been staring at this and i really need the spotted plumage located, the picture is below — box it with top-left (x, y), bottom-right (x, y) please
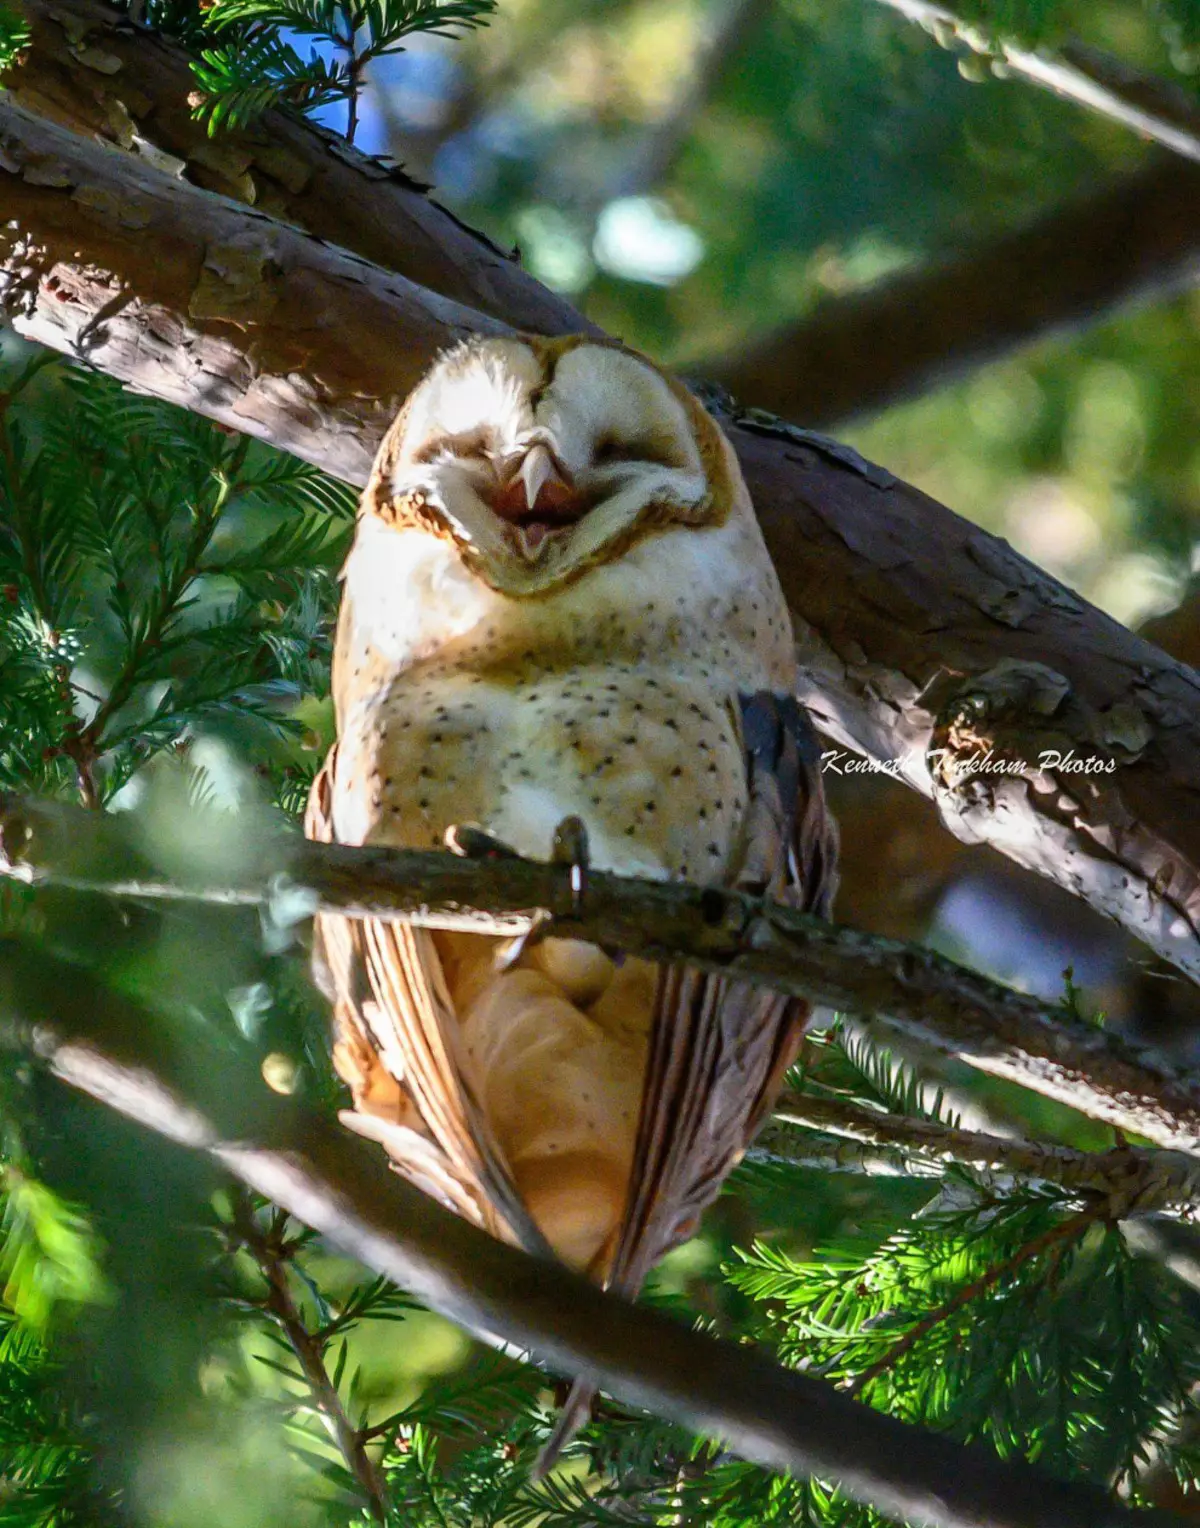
top-left (306, 335), bottom-right (838, 1462)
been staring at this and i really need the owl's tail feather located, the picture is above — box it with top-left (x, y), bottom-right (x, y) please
top-left (532, 1380), bottom-right (596, 1480)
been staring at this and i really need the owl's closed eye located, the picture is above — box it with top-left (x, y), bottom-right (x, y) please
top-left (364, 336), bottom-right (727, 595)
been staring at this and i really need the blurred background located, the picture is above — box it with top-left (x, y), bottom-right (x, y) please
top-left (9, 0), bottom-right (1200, 1521)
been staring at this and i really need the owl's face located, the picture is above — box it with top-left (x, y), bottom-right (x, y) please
top-left (362, 336), bottom-right (740, 595)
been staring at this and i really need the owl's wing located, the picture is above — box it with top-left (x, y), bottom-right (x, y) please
top-left (612, 690), bottom-right (836, 1291)
top-left (306, 752), bottom-right (555, 1258)
top-left (537, 693), bottom-right (837, 1471)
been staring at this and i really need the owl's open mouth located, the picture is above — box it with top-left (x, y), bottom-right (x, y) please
top-left (485, 445), bottom-right (590, 562)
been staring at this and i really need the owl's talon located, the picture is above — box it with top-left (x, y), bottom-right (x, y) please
top-left (551, 815), bottom-right (590, 916)
top-left (495, 908), bottom-right (553, 971)
top-left (444, 823), bottom-right (521, 860)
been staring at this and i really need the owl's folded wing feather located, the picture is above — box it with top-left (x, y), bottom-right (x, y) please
top-left (306, 752), bottom-right (555, 1258)
top-left (536, 692), bottom-right (838, 1471)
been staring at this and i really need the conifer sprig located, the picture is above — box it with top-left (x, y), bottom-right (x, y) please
top-left (191, 0), bottom-right (496, 142)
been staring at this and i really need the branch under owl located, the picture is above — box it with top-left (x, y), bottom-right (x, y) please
top-left (5, 790), bottom-right (1200, 1160)
top-left (0, 936), bottom-right (1180, 1528)
top-left (0, 90), bottom-right (1198, 987)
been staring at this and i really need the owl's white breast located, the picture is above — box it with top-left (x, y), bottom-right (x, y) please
top-left (340, 515), bottom-right (496, 665)
top-left (333, 505), bottom-right (796, 874)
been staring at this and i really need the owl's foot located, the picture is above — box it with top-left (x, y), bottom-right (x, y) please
top-left (443, 822), bottom-right (521, 860)
top-left (551, 814), bottom-right (590, 916)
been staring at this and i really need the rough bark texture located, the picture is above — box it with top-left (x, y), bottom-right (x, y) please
top-left (0, 95), bottom-right (508, 481)
top-left (0, 87), bottom-right (1199, 988)
top-left (7, 791), bottom-right (1200, 1157)
top-left (732, 418), bottom-right (1200, 984)
top-left (8, 0), bottom-right (592, 336)
top-left (0, 939), bottom-right (1182, 1528)
top-left (707, 156), bottom-right (1200, 426)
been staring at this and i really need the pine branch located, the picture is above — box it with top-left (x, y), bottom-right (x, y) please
top-left (762, 1093), bottom-right (1200, 1217)
top-left (845, 1204), bottom-right (1103, 1401)
top-left (188, 0), bottom-right (496, 141)
top-left (231, 1193), bottom-right (391, 1521)
top-left (871, 0), bottom-right (1200, 165)
top-left (0, 936), bottom-right (1182, 1528)
top-left (6, 790), bottom-right (1200, 1160)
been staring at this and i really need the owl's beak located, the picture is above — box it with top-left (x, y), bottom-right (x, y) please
top-left (520, 444), bottom-right (570, 514)
top-left (489, 444), bottom-right (582, 561)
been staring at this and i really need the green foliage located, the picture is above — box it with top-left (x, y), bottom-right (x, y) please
top-left (0, 3), bottom-right (30, 71)
top-left (729, 1183), bottom-right (1200, 1518)
top-left (190, 0), bottom-right (495, 139)
top-left (794, 1020), bottom-right (960, 1128)
top-left (0, 346), bottom-right (352, 810)
top-left (0, 1171), bottom-right (109, 1332)
top-left (0, 1310), bottom-right (118, 1527)
top-left (946, 0), bottom-right (1200, 50)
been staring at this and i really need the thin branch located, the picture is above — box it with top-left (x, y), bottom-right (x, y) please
top-left (763, 1092), bottom-right (1200, 1217)
top-left (0, 937), bottom-right (1180, 1528)
top-left (7, 791), bottom-right (1200, 1160)
top-left (871, 0), bottom-right (1200, 165)
top-left (2, 95), bottom-right (1200, 989)
top-left (232, 1195), bottom-right (390, 1521)
top-left (703, 155), bottom-right (1200, 425)
top-left (845, 1205), bottom-right (1102, 1399)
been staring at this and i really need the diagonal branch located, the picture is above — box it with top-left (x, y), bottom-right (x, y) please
top-left (1, 91), bottom-right (1199, 989)
top-left (9, 0), bottom-right (591, 337)
top-left (6, 790), bottom-right (1200, 1159)
top-left (703, 155), bottom-right (1200, 426)
top-left (232, 1195), bottom-right (391, 1521)
top-left (0, 936), bottom-right (1183, 1528)
top-left (764, 1092), bottom-right (1200, 1217)
top-left (844, 1205), bottom-right (1102, 1400)
top-left (870, 0), bottom-right (1200, 166)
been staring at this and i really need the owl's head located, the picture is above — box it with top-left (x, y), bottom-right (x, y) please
top-left (362, 336), bottom-right (742, 595)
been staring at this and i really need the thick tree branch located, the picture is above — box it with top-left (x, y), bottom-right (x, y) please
top-left (0, 96), bottom-right (1199, 989)
top-left (10, 0), bottom-right (591, 337)
top-left (0, 95), bottom-right (509, 482)
top-left (7, 792), bottom-right (1200, 1160)
top-left (704, 156), bottom-right (1200, 425)
top-left (763, 1092), bottom-right (1200, 1217)
top-left (871, 0), bottom-right (1200, 166)
top-left (0, 937), bottom-right (1181, 1528)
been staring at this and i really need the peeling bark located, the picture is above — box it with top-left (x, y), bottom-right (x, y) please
top-left (0, 96), bottom-right (506, 481)
top-left (9, 0), bottom-right (591, 336)
top-left (0, 96), bottom-right (1198, 987)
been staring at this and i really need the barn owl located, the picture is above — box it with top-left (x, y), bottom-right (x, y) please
top-left (306, 335), bottom-right (837, 1459)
